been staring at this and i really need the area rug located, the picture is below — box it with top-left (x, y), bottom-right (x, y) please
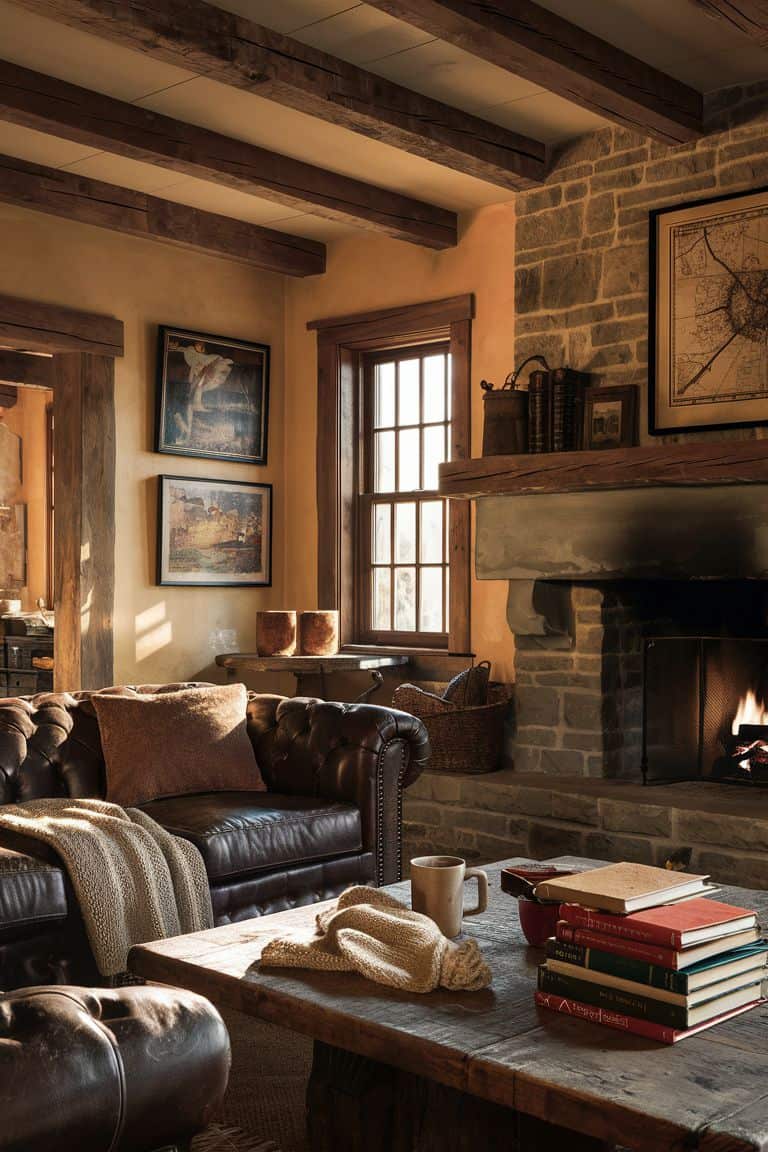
top-left (212, 1008), bottom-right (312, 1152)
top-left (192, 1123), bottom-right (280, 1152)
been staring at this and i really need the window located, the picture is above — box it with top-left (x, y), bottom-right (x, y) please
top-left (312, 294), bottom-right (473, 654)
top-left (359, 343), bottom-right (451, 645)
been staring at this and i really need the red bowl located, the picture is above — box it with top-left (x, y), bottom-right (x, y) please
top-left (517, 897), bottom-right (561, 946)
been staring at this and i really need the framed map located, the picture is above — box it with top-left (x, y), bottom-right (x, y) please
top-left (650, 187), bottom-right (768, 434)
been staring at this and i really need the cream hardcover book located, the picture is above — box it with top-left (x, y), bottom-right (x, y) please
top-left (534, 862), bottom-right (711, 914)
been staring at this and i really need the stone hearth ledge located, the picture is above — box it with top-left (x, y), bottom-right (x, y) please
top-left (403, 771), bottom-right (768, 889)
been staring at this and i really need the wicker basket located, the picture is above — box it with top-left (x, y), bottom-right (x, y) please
top-left (393, 681), bottom-right (511, 775)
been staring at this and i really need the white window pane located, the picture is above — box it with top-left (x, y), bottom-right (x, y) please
top-left (398, 359), bottom-right (420, 426)
top-left (422, 425), bottom-right (446, 490)
top-left (423, 354), bottom-right (446, 423)
top-left (445, 566), bottom-right (450, 625)
top-left (420, 567), bottom-right (443, 632)
top-left (420, 500), bottom-right (443, 563)
top-left (398, 428), bottom-right (420, 491)
top-left (374, 430), bottom-right (395, 493)
top-left (394, 567), bottom-right (416, 631)
top-left (446, 353), bottom-right (452, 420)
top-left (375, 362), bottom-right (395, 428)
top-left (373, 568), bottom-right (391, 630)
top-left (395, 502), bottom-right (416, 563)
top-left (373, 503), bottom-right (391, 564)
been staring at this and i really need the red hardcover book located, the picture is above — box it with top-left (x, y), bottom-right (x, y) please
top-left (555, 921), bottom-right (761, 970)
top-left (534, 990), bottom-right (764, 1044)
top-left (558, 899), bottom-right (756, 949)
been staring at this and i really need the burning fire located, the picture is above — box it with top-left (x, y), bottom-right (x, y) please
top-left (731, 690), bottom-right (768, 735)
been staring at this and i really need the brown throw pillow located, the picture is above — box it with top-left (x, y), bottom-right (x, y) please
top-left (93, 683), bottom-right (265, 807)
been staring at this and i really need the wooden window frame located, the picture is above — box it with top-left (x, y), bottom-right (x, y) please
top-left (311, 295), bottom-right (472, 655)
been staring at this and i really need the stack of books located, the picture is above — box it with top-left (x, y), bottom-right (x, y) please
top-left (527, 367), bottom-right (589, 453)
top-left (533, 862), bottom-right (767, 1043)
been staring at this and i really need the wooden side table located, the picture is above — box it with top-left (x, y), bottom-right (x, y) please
top-left (215, 653), bottom-right (410, 702)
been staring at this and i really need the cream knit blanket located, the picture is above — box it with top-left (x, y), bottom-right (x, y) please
top-left (0, 798), bottom-right (213, 977)
top-left (260, 885), bottom-right (492, 993)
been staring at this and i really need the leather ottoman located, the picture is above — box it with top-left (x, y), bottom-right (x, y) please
top-left (0, 984), bottom-right (231, 1151)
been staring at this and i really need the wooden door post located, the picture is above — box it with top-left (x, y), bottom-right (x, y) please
top-left (53, 352), bottom-right (116, 690)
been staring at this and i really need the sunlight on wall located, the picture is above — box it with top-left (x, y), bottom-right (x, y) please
top-left (135, 601), bottom-right (173, 663)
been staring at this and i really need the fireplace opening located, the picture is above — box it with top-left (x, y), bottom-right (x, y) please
top-left (642, 636), bottom-right (768, 786)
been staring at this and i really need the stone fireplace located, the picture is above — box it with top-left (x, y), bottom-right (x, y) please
top-left (404, 477), bottom-right (768, 888)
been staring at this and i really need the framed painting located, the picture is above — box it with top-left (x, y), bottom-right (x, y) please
top-left (157, 475), bottom-right (272, 587)
top-left (156, 326), bottom-right (269, 464)
top-left (650, 186), bottom-right (768, 434)
top-left (583, 385), bottom-right (638, 450)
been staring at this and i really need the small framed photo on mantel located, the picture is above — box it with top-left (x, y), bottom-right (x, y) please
top-left (583, 385), bottom-right (639, 451)
top-left (156, 326), bottom-right (269, 464)
top-left (157, 475), bottom-right (272, 587)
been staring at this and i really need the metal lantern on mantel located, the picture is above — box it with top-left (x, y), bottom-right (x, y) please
top-left (480, 355), bottom-right (550, 456)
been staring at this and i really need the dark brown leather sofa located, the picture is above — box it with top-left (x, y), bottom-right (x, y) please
top-left (0, 982), bottom-right (230, 1151)
top-left (0, 685), bottom-right (429, 988)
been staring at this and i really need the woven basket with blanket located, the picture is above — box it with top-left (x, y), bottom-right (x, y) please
top-left (393, 662), bottom-right (511, 775)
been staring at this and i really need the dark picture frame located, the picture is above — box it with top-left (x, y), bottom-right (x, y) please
top-left (156, 325), bottom-right (269, 464)
top-left (583, 384), bottom-right (638, 451)
top-left (157, 474), bottom-right (272, 587)
top-left (650, 185), bottom-right (768, 435)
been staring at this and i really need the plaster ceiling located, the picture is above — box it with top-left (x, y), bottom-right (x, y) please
top-left (0, 0), bottom-right (765, 247)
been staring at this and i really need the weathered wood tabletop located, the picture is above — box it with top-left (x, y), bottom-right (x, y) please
top-left (130, 856), bottom-right (768, 1152)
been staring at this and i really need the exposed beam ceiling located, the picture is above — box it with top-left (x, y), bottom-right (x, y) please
top-left (8, 0), bottom-right (547, 190)
top-left (0, 348), bottom-right (53, 387)
top-left (0, 62), bottom-right (457, 250)
top-left (0, 150), bottom-right (326, 275)
top-left (691, 1), bottom-right (768, 47)
top-left (364, 0), bottom-right (704, 144)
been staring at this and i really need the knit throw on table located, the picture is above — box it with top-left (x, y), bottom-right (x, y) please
top-left (260, 885), bottom-right (492, 993)
top-left (0, 797), bottom-right (213, 977)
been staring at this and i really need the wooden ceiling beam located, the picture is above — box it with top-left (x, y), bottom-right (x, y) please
top-left (0, 151), bottom-right (326, 276)
top-left (691, 1), bottom-right (768, 48)
top-left (8, 0), bottom-right (546, 189)
top-left (365, 0), bottom-right (704, 144)
top-left (0, 62), bottom-right (456, 250)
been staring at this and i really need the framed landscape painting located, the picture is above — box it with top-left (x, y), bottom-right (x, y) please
top-left (156, 326), bottom-right (269, 464)
top-left (650, 186), bottom-right (768, 434)
top-left (157, 475), bottom-right (272, 587)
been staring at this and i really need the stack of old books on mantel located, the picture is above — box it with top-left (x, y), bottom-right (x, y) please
top-left (533, 862), bottom-right (767, 1043)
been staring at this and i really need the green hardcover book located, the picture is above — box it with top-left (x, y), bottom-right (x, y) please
top-left (537, 964), bottom-right (764, 1030)
top-left (545, 938), bottom-right (768, 995)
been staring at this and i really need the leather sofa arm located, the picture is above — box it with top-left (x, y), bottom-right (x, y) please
top-left (0, 984), bottom-right (230, 1152)
top-left (247, 695), bottom-right (430, 885)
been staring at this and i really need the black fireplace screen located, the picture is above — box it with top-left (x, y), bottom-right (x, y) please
top-left (642, 636), bottom-right (768, 785)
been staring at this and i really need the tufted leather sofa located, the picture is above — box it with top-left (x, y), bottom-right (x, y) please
top-left (0, 684), bottom-right (430, 988)
top-left (0, 982), bottom-right (230, 1150)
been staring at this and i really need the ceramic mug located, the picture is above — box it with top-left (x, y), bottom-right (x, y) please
top-left (410, 855), bottom-right (489, 938)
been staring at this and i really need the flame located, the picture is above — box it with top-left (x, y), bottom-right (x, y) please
top-left (732, 689), bottom-right (768, 735)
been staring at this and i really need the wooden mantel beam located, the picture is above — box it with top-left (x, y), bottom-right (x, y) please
top-left (8, 0), bottom-right (547, 190)
top-left (691, 1), bottom-right (768, 48)
top-left (0, 152), bottom-right (326, 276)
top-left (0, 62), bottom-right (456, 251)
top-left (365, 0), bottom-right (704, 144)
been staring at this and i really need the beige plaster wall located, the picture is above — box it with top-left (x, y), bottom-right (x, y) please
top-left (283, 203), bottom-right (517, 683)
top-left (0, 203), bottom-right (284, 686)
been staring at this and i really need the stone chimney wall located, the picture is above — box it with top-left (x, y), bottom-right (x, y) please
top-left (514, 80), bottom-right (768, 438)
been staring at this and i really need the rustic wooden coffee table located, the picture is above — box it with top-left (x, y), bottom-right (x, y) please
top-left (129, 856), bottom-right (768, 1152)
